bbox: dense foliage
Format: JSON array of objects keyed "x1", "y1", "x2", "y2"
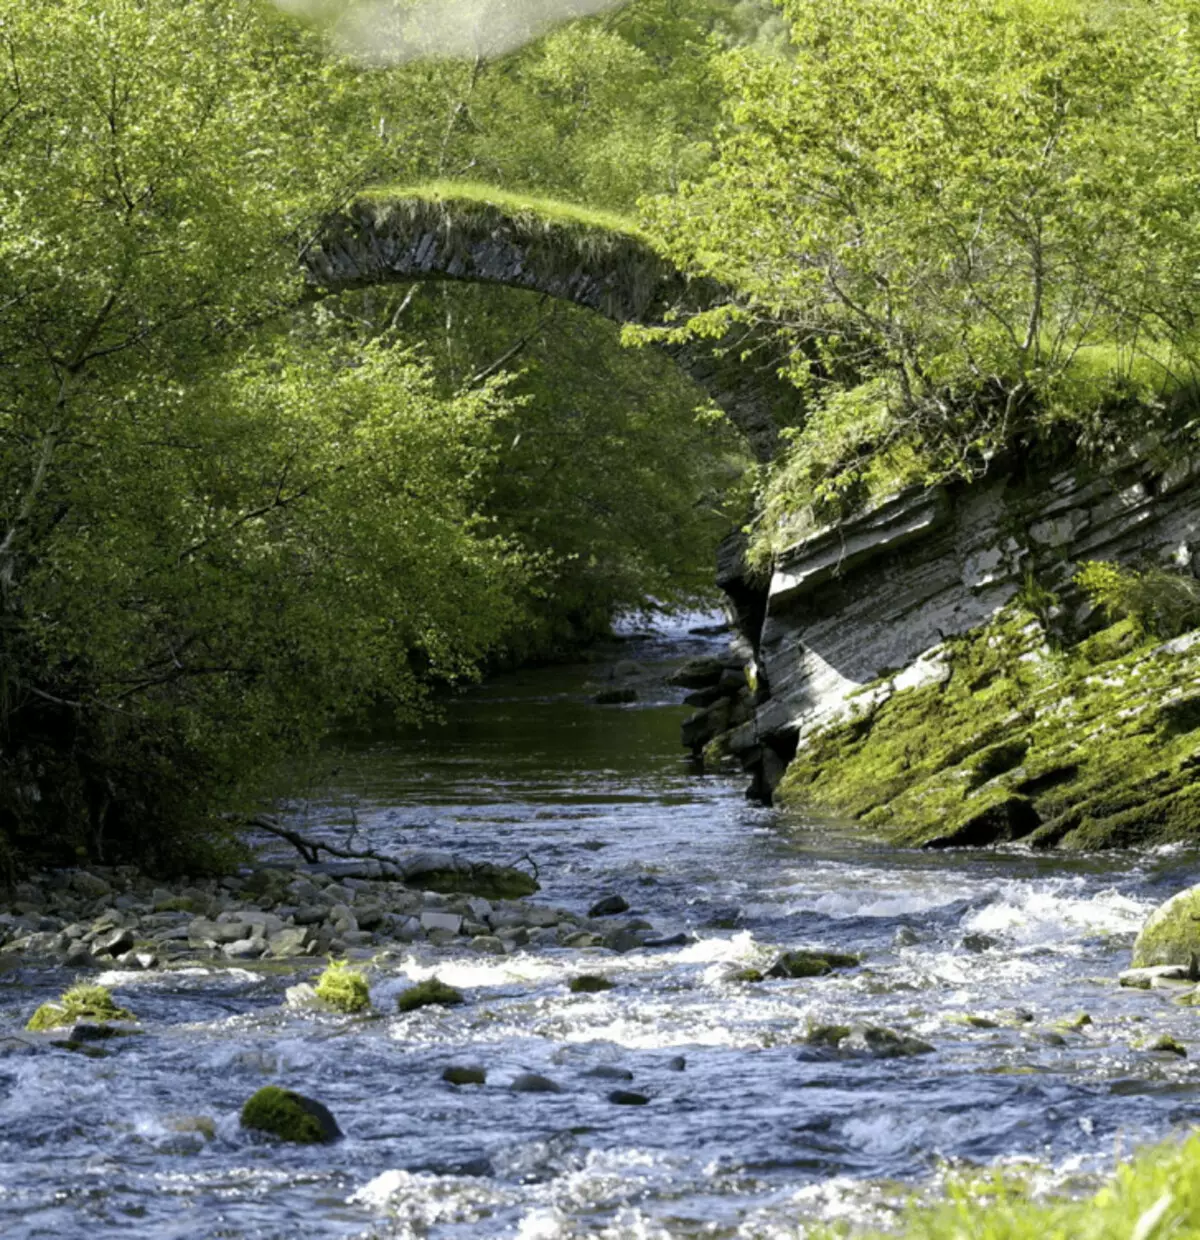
[
  {"x1": 0, "y1": 0, "x2": 748, "y2": 868},
  {"x1": 643, "y1": 0, "x2": 1200, "y2": 562}
]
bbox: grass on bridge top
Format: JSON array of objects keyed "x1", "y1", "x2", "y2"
[{"x1": 359, "y1": 180, "x2": 646, "y2": 242}]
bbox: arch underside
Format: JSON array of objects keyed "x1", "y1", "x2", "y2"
[{"x1": 306, "y1": 194, "x2": 797, "y2": 461}]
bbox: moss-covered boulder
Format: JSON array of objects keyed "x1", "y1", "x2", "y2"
[
  {"x1": 313, "y1": 959, "x2": 370, "y2": 1014},
  {"x1": 396, "y1": 977, "x2": 464, "y2": 1013},
  {"x1": 240, "y1": 1086, "x2": 341, "y2": 1144},
  {"x1": 568, "y1": 974, "x2": 614, "y2": 994},
  {"x1": 767, "y1": 949, "x2": 860, "y2": 979},
  {"x1": 1132, "y1": 885, "x2": 1200, "y2": 968},
  {"x1": 27, "y1": 984, "x2": 135, "y2": 1032}
]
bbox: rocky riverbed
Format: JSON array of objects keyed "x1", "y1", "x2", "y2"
[{"x1": 2, "y1": 617, "x2": 1200, "y2": 1240}]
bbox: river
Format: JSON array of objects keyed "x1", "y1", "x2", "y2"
[{"x1": 1, "y1": 615, "x2": 1198, "y2": 1239}]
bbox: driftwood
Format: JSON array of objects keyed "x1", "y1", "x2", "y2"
[
  {"x1": 247, "y1": 815, "x2": 540, "y2": 885},
  {"x1": 247, "y1": 815, "x2": 401, "y2": 868}
]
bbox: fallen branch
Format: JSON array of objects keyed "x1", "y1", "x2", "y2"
[{"x1": 247, "y1": 815, "x2": 401, "y2": 869}]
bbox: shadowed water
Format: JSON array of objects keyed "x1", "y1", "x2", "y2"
[{"x1": 1, "y1": 615, "x2": 1199, "y2": 1239}]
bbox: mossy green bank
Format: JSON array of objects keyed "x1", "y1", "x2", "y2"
[{"x1": 777, "y1": 606, "x2": 1200, "y2": 850}]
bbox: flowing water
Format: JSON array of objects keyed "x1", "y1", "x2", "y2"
[{"x1": 2, "y1": 616, "x2": 1200, "y2": 1239}]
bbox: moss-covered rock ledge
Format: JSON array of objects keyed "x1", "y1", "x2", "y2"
[{"x1": 775, "y1": 605, "x2": 1200, "y2": 850}]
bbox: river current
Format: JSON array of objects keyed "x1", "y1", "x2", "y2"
[{"x1": 2, "y1": 616, "x2": 1199, "y2": 1239}]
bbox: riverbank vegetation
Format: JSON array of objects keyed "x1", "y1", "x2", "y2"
[
  {"x1": 0, "y1": 0, "x2": 754, "y2": 870},
  {"x1": 816, "y1": 1133, "x2": 1200, "y2": 1240},
  {"x1": 3, "y1": 0, "x2": 1199, "y2": 875},
  {"x1": 641, "y1": 0, "x2": 1200, "y2": 566}
]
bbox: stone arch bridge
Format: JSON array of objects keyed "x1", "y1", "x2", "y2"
[{"x1": 304, "y1": 191, "x2": 797, "y2": 461}]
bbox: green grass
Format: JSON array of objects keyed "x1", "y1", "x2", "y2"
[
  {"x1": 814, "y1": 1133, "x2": 1200, "y2": 1239},
  {"x1": 360, "y1": 179, "x2": 644, "y2": 240}
]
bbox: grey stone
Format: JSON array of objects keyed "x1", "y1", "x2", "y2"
[
  {"x1": 588, "y1": 894, "x2": 630, "y2": 918},
  {"x1": 468, "y1": 935, "x2": 507, "y2": 955},
  {"x1": 509, "y1": 1072, "x2": 563, "y2": 1094},
  {"x1": 268, "y1": 927, "x2": 316, "y2": 958},
  {"x1": 420, "y1": 911, "x2": 463, "y2": 935},
  {"x1": 92, "y1": 928, "x2": 135, "y2": 957}
]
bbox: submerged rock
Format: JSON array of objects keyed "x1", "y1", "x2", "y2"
[
  {"x1": 442, "y1": 1065, "x2": 487, "y2": 1086},
  {"x1": 804, "y1": 1023, "x2": 934, "y2": 1058},
  {"x1": 568, "y1": 975, "x2": 614, "y2": 994},
  {"x1": 608, "y1": 1089, "x2": 650, "y2": 1105},
  {"x1": 588, "y1": 894, "x2": 630, "y2": 917},
  {"x1": 396, "y1": 977, "x2": 464, "y2": 1013},
  {"x1": 1120, "y1": 964, "x2": 1194, "y2": 989},
  {"x1": 583, "y1": 1065, "x2": 633, "y2": 1081},
  {"x1": 593, "y1": 688, "x2": 637, "y2": 705},
  {"x1": 1132, "y1": 886, "x2": 1200, "y2": 968},
  {"x1": 510, "y1": 1072, "x2": 562, "y2": 1094},
  {"x1": 240, "y1": 1086, "x2": 341, "y2": 1143},
  {"x1": 767, "y1": 949, "x2": 860, "y2": 979}
]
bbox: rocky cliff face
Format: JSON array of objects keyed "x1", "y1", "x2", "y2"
[{"x1": 690, "y1": 439, "x2": 1200, "y2": 848}]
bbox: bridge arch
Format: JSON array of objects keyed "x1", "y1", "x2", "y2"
[{"x1": 304, "y1": 188, "x2": 796, "y2": 460}]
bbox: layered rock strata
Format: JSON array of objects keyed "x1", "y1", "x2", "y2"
[{"x1": 709, "y1": 440, "x2": 1200, "y2": 848}]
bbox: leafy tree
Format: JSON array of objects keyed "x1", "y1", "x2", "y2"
[
  {"x1": 643, "y1": 0, "x2": 1200, "y2": 553},
  {"x1": 0, "y1": 0, "x2": 527, "y2": 867}
]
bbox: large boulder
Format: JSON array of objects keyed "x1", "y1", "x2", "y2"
[{"x1": 1132, "y1": 884, "x2": 1200, "y2": 967}]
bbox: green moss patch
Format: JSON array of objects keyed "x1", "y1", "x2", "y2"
[
  {"x1": 568, "y1": 975, "x2": 615, "y2": 994},
  {"x1": 777, "y1": 606, "x2": 1200, "y2": 850},
  {"x1": 396, "y1": 977, "x2": 464, "y2": 1013},
  {"x1": 27, "y1": 984, "x2": 135, "y2": 1032},
  {"x1": 313, "y1": 959, "x2": 370, "y2": 1014},
  {"x1": 240, "y1": 1086, "x2": 341, "y2": 1144}
]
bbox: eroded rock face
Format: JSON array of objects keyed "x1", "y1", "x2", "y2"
[{"x1": 717, "y1": 439, "x2": 1200, "y2": 848}]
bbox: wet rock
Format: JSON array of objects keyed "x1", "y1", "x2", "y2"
[
  {"x1": 602, "y1": 927, "x2": 645, "y2": 954},
  {"x1": 284, "y1": 983, "x2": 320, "y2": 1010},
  {"x1": 240, "y1": 1086, "x2": 341, "y2": 1144},
  {"x1": 893, "y1": 927, "x2": 920, "y2": 947},
  {"x1": 510, "y1": 1072, "x2": 563, "y2": 1094},
  {"x1": 62, "y1": 942, "x2": 96, "y2": 969},
  {"x1": 568, "y1": 975, "x2": 614, "y2": 994},
  {"x1": 68, "y1": 1023, "x2": 120, "y2": 1042},
  {"x1": 593, "y1": 688, "x2": 637, "y2": 705},
  {"x1": 668, "y1": 658, "x2": 726, "y2": 689},
  {"x1": 665, "y1": 1055, "x2": 686, "y2": 1071},
  {"x1": 442, "y1": 1065, "x2": 487, "y2": 1086},
  {"x1": 1033, "y1": 1030, "x2": 1066, "y2": 1047},
  {"x1": 468, "y1": 935, "x2": 507, "y2": 955},
  {"x1": 589, "y1": 894, "x2": 630, "y2": 918},
  {"x1": 1146, "y1": 1034, "x2": 1187, "y2": 1056},
  {"x1": 223, "y1": 937, "x2": 266, "y2": 960},
  {"x1": 608, "y1": 1090, "x2": 650, "y2": 1105},
  {"x1": 724, "y1": 967, "x2": 765, "y2": 984},
  {"x1": 583, "y1": 1065, "x2": 634, "y2": 1081},
  {"x1": 187, "y1": 917, "x2": 250, "y2": 947},
  {"x1": 314, "y1": 960, "x2": 370, "y2": 1013},
  {"x1": 960, "y1": 933, "x2": 998, "y2": 953},
  {"x1": 1132, "y1": 885, "x2": 1200, "y2": 968},
  {"x1": 91, "y1": 927, "x2": 135, "y2": 957},
  {"x1": 767, "y1": 949, "x2": 860, "y2": 979},
  {"x1": 643, "y1": 932, "x2": 693, "y2": 948},
  {"x1": 419, "y1": 910, "x2": 464, "y2": 935},
  {"x1": 1119, "y1": 964, "x2": 1193, "y2": 989},
  {"x1": 396, "y1": 978, "x2": 464, "y2": 1013},
  {"x1": 268, "y1": 926, "x2": 316, "y2": 959},
  {"x1": 804, "y1": 1023, "x2": 934, "y2": 1058},
  {"x1": 561, "y1": 931, "x2": 604, "y2": 949},
  {"x1": 840, "y1": 1025, "x2": 935, "y2": 1058}
]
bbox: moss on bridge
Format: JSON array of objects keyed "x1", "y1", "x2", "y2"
[{"x1": 362, "y1": 180, "x2": 645, "y2": 241}]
